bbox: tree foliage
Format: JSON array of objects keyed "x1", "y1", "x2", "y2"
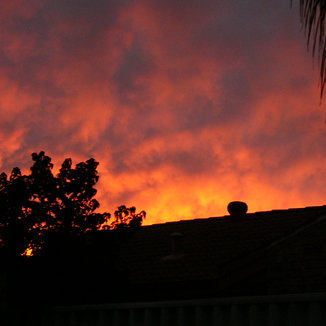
[
  {"x1": 297, "y1": 0, "x2": 326, "y2": 97},
  {"x1": 0, "y1": 151, "x2": 144, "y2": 258},
  {"x1": 110, "y1": 205, "x2": 146, "y2": 230}
]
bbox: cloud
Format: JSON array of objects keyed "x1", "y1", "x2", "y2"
[{"x1": 0, "y1": 0, "x2": 325, "y2": 224}]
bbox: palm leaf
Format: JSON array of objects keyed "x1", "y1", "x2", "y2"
[{"x1": 297, "y1": 0, "x2": 326, "y2": 97}]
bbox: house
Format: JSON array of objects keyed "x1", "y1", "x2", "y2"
[
  {"x1": 40, "y1": 202, "x2": 326, "y2": 326},
  {"x1": 116, "y1": 202, "x2": 326, "y2": 302}
]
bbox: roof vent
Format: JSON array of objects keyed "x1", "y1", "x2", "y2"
[
  {"x1": 227, "y1": 201, "x2": 248, "y2": 217},
  {"x1": 161, "y1": 232, "x2": 187, "y2": 261}
]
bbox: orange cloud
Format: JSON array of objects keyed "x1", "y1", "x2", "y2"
[{"x1": 0, "y1": 0, "x2": 325, "y2": 226}]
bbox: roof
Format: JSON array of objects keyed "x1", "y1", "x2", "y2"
[{"x1": 117, "y1": 205, "x2": 326, "y2": 286}]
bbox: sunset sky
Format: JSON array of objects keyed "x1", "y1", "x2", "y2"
[{"x1": 1, "y1": 0, "x2": 326, "y2": 225}]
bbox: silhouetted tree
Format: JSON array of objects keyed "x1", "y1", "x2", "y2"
[
  {"x1": 110, "y1": 205, "x2": 146, "y2": 229},
  {"x1": 0, "y1": 152, "x2": 105, "y2": 259},
  {"x1": 0, "y1": 151, "x2": 145, "y2": 259},
  {"x1": 0, "y1": 152, "x2": 146, "y2": 322}
]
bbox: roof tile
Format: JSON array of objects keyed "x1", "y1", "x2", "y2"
[{"x1": 117, "y1": 205, "x2": 326, "y2": 284}]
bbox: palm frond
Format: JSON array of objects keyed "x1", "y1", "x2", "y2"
[{"x1": 298, "y1": 0, "x2": 326, "y2": 97}]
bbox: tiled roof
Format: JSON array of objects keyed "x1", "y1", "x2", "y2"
[{"x1": 117, "y1": 205, "x2": 326, "y2": 284}]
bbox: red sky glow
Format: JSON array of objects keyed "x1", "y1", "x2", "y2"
[{"x1": 1, "y1": 0, "x2": 326, "y2": 225}]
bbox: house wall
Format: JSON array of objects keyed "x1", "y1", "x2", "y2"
[{"x1": 266, "y1": 217, "x2": 326, "y2": 294}]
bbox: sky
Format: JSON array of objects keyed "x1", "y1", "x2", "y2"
[{"x1": 0, "y1": 0, "x2": 325, "y2": 225}]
